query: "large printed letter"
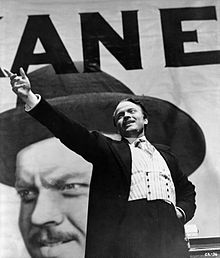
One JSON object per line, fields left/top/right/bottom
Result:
{"left": 11, "top": 15, "right": 77, "bottom": 74}
{"left": 80, "top": 11, "right": 142, "bottom": 72}
{"left": 160, "top": 6, "right": 220, "bottom": 67}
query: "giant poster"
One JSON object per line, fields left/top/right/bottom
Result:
{"left": 0, "top": 0, "right": 220, "bottom": 257}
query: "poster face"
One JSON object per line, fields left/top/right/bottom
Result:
{"left": 0, "top": 0, "right": 220, "bottom": 257}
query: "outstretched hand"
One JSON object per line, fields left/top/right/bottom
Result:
{"left": 4, "top": 67, "right": 32, "bottom": 102}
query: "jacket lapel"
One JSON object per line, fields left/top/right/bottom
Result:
{"left": 110, "top": 140, "right": 132, "bottom": 185}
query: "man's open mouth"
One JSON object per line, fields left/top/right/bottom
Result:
{"left": 124, "top": 121, "right": 135, "bottom": 127}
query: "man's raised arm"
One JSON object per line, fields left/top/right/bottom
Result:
{"left": 4, "top": 67, "right": 100, "bottom": 161}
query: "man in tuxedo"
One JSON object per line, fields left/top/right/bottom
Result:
{"left": 6, "top": 67, "right": 196, "bottom": 258}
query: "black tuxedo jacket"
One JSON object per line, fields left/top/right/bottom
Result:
{"left": 29, "top": 98, "right": 196, "bottom": 257}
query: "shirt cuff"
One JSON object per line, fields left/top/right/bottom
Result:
{"left": 176, "top": 206, "right": 187, "bottom": 223}
{"left": 25, "top": 94, "right": 41, "bottom": 112}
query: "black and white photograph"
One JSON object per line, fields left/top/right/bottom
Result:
{"left": 0, "top": 1, "right": 219, "bottom": 257}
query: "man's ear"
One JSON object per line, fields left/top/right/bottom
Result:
{"left": 144, "top": 118, "right": 148, "bottom": 125}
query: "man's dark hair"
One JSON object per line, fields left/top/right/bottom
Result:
{"left": 113, "top": 97, "right": 148, "bottom": 126}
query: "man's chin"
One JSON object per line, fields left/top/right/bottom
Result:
{"left": 123, "top": 127, "right": 139, "bottom": 138}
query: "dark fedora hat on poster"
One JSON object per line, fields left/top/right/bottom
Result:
{"left": 0, "top": 64, "right": 205, "bottom": 186}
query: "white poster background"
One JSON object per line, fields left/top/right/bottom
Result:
{"left": 0, "top": 0, "right": 220, "bottom": 257}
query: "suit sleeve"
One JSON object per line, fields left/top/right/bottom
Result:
{"left": 27, "top": 97, "right": 104, "bottom": 162}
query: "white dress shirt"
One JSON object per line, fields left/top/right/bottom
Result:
{"left": 127, "top": 136, "right": 176, "bottom": 205}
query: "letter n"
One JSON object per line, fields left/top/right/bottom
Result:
{"left": 80, "top": 11, "right": 142, "bottom": 72}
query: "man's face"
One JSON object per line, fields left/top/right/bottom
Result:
{"left": 114, "top": 101, "right": 148, "bottom": 138}
{"left": 15, "top": 138, "right": 92, "bottom": 258}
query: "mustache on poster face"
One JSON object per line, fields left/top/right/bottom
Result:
{"left": 29, "top": 226, "right": 80, "bottom": 246}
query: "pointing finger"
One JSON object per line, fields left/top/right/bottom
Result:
{"left": 19, "top": 67, "right": 27, "bottom": 79}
